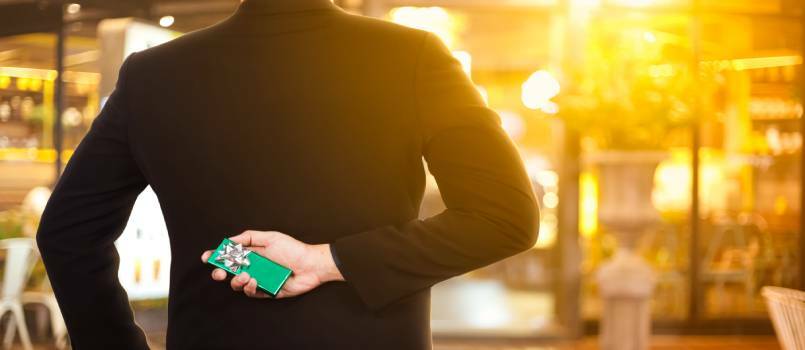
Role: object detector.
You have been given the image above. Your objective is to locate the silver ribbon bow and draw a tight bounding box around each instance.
[216,242,251,272]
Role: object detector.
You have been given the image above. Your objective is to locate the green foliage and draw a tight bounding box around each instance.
[0,209,23,239]
[559,21,708,150]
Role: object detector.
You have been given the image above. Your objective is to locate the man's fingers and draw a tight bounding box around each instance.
[243,278,256,296]
[275,278,301,299]
[229,231,256,246]
[209,270,268,298]
[201,250,213,262]
[230,230,280,247]
[211,269,228,281]
[230,272,250,291]
[244,278,269,298]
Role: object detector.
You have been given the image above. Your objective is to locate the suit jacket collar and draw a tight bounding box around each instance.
[238,0,338,14]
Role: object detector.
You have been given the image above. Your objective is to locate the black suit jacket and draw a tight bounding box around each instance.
[36,0,540,348]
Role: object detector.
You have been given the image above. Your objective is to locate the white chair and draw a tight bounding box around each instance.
[20,187,68,349]
[0,238,38,350]
[22,278,68,350]
[763,286,805,350]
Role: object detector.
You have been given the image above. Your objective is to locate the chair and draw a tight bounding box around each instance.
[22,278,68,350]
[21,187,68,349]
[763,286,805,350]
[0,238,38,350]
[701,213,770,315]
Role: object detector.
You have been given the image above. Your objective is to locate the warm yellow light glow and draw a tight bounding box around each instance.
[541,101,559,115]
[648,63,674,78]
[580,171,598,238]
[642,31,657,43]
[536,170,559,187]
[535,213,557,249]
[610,0,654,6]
[498,110,525,140]
[0,148,74,163]
[452,50,472,77]
[731,55,802,71]
[750,98,803,120]
[65,50,101,67]
[0,67,57,80]
[0,76,10,89]
[159,16,175,28]
[43,79,54,149]
[66,3,81,15]
[773,195,788,215]
[704,55,803,72]
[22,187,51,218]
[522,70,560,112]
[652,148,729,214]
[571,0,601,8]
[652,155,690,213]
[390,7,457,49]
[16,77,30,90]
[475,85,489,105]
[543,192,559,209]
[533,168,559,249]
[0,67,99,84]
[28,78,42,92]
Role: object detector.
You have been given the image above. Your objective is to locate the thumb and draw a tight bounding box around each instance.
[229,230,256,246]
[230,230,277,247]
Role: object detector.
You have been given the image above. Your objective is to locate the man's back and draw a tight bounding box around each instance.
[36,1,539,349]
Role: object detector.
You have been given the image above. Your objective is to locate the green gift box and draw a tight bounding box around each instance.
[207,238,292,297]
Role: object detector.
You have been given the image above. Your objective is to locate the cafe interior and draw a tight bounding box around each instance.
[0,0,802,348]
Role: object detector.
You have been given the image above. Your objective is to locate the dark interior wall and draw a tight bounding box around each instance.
[0,2,60,37]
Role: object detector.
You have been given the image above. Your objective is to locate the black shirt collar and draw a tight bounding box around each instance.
[238,0,338,14]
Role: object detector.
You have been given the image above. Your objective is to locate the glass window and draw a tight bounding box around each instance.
[388,5,570,336]
[0,33,99,235]
[696,14,801,319]
[573,11,696,321]
[575,2,802,325]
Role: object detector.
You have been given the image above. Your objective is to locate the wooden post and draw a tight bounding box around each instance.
[799,0,805,291]
[687,0,703,321]
[54,1,65,180]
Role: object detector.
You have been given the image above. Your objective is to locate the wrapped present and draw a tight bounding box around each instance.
[207,238,292,297]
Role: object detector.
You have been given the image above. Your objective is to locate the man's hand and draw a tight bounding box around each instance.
[201,230,344,299]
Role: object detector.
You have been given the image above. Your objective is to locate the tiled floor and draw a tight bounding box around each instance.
[12,336,781,350]
[434,336,781,350]
[431,278,557,334]
[9,308,783,350]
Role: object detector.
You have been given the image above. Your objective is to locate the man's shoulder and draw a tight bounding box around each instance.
[338,11,425,35]
[125,10,431,73]
[125,24,220,66]
[336,12,430,47]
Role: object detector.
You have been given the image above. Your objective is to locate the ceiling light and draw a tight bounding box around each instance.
[159,16,175,28]
[66,3,81,15]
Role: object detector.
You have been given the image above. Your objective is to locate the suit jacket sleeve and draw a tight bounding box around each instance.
[332,33,540,310]
[36,53,150,349]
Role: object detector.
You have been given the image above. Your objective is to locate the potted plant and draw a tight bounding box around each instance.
[559,19,704,249]
[557,19,713,336]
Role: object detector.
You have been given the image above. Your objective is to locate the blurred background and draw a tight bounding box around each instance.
[0,0,802,349]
